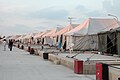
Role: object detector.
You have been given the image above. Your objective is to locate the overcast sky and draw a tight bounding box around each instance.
[0,0,120,36]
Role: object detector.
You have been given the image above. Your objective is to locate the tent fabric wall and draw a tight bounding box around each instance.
[53,37,57,46]
[53,24,79,49]
[42,29,56,45]
[66,35,82,50]
[73,35,98,50]
[98,32,117,54]
[43,37,52,45]
[61,24,79,49]
[44,37,53,45]
[66,35,98,51]
[98,27,120,55]
[66,36,73,49]
[36,30,50,44]
[107,32,117,54]
[42,28,63,46]
[117,32,120,55]
[98,33,107,52]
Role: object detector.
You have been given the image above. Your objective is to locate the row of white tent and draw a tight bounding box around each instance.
[7,18,120,51]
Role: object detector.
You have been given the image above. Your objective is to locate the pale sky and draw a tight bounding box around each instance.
[0,0,120,36]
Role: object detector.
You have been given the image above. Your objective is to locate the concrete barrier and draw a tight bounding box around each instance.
[109,66,120,80]
[49,54,74,70]
[83,60,100,74]
[38,50,44,57]
[33,48,39,55]
[24,47,28,51]
[83,62,96,74]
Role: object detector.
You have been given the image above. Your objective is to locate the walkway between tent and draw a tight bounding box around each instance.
[0,46,95,80]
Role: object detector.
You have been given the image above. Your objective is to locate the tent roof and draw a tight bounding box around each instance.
[53,24,79,36]
[98,27,120,34]
[13,35,21,40]
[15,35,25,40]
[65,20,88,36]
[42,27,62,38]
[8,35,21,40]
[22,33,35,39]
[34,30,50,39]
[65,18,119,36]
[42,29,56,38]
[34,32,43,39]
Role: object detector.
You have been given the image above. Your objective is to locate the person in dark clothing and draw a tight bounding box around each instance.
[63,40,66,51]
[8,40,10,48]
[9,40,13,51]
[37,39,40,44]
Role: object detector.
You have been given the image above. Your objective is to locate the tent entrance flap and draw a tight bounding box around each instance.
[107,33,117,55]
[98,31,118,55]
[107,36,113,54]
[58,35,63,49]
[63,36,67,50]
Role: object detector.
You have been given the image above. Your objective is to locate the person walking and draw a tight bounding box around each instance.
[9,39,13,51]
[3,39,7,51]
[8,39,10,48]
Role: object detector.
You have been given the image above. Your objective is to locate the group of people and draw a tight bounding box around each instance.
[2,39,13,51]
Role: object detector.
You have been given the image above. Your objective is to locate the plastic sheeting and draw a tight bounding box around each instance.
[72,35,98,50]
[98,27,120,55]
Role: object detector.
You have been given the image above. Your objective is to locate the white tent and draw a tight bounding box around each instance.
[34,30,50,39]
[53,24,79,49]
[65,18,119,50]
[16,35,26,41]
[22,33,35,40]
[42,27,63,46]
[33,30,51,44]
[34,32,43,39]
[22,33,35,44]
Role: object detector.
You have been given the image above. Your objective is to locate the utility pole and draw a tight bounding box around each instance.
[108,14,118,21]
[68,17,73,24]
[108,14,120,27]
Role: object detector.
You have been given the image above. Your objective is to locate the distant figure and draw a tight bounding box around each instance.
[63,40,66,51]
[3,39,7,51]
[8,39,10,48]
[37,40,40,44]
[17,40,20,48]
[69,43,74,54]
[9,39,13,51]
